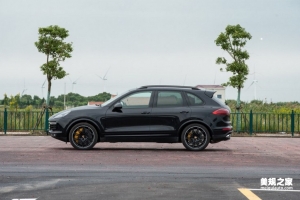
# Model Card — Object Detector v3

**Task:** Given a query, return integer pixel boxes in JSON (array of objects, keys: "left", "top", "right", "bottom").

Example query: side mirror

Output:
[{"left": 113, "top": 102, "right": 122, "bottom": 111}]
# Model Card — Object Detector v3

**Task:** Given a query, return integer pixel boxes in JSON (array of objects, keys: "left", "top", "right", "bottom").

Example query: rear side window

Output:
[
  {"left": 157, "top": 91, "right": 183, "bottom": 107},
  {"left": 186, "top": 93, "right": 203, "bottom": 106}
]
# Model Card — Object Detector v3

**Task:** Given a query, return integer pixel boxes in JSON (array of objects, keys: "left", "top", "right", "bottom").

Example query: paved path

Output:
[{"left": 0, "top": 137, "right": 299, "bottom": 199}]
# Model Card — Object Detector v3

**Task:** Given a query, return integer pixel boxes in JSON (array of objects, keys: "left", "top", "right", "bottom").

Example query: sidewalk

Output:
[
  {"left": 231, "top": 132, "right": 299, "bottom": 137},
  {"left": 256, "top": 133, "right": 299, "bottom": 137},
  {"left": 0, "top": 131, "right": 48, "bottom": 135}
]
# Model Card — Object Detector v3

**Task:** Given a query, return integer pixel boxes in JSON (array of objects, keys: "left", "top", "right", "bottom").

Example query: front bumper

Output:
[
  {"left": 49, "top": 121, "right": 68, "bottom": 142},
  {"left": 49, "top": 132, "right": 68, "bottom": 142}
]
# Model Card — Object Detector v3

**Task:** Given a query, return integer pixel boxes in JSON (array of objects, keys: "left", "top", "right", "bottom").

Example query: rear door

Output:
[{"left": 149, "top": 90, "right": 190, "bottom": 137}]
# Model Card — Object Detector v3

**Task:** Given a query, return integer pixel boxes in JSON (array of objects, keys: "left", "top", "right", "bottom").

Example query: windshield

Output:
[
  {"left": 101, "top": 94, "right": 120, "bottom": 107},
  {"left": 101, "top": 89, "right": 135, "bottom": 107}
]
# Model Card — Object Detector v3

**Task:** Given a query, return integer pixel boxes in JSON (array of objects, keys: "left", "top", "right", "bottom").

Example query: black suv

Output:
[{"left": 48, "top": 85, "right": 232, "bottom": 151}]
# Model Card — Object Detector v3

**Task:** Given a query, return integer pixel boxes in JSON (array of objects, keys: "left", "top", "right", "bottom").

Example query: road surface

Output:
[{"left": 0, "top": 136, "right": 299, "bottom": 199}]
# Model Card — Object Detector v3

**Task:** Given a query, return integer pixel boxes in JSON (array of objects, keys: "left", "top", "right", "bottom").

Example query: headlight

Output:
[{"left": 53, "top": 110, "right": 71, "bottom": 119}]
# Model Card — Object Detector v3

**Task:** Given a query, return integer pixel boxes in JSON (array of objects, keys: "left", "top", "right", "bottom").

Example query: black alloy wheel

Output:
[
  {"left": 69, "top": 122, "right": 98, "bottom": 150},
  {"left": 181, "top": 124, "right": 210, "bottom": 151}
]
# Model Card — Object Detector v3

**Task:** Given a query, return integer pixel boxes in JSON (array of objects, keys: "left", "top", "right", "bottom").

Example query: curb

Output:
[{"left": 0, "top": 132, "right": 48, "bottom": 136}]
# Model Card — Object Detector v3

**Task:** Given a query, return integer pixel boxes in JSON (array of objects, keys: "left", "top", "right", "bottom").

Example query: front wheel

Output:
[
  {"left": 181, "top": 124, "right": 210, "bottom": 151},
  {"left": 69, "top": 122, "right": 98, "bottom": 150}
]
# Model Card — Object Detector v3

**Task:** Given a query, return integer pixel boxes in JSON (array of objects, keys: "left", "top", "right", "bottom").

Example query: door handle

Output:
[
  {"left": 141, "top": 111, "right": 150, "bottom": 114},
  {"left": 180, "top": 111, "right": 189, "bottom": 114}
]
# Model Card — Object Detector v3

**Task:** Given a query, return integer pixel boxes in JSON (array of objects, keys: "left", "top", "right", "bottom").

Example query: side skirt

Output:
[{"left": 100, "top": 136, "right": 179, "bottom": 143}]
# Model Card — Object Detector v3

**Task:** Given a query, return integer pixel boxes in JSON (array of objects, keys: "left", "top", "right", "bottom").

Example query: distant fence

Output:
[
  {"left": 231, "top": 110, "right": 299, "bottom": 136},
  {"left": 0, "top": 108, "right": 54, "bottom": 133},
  {"left": 0, "top": 108, "right": 299, "bottom": 136}
]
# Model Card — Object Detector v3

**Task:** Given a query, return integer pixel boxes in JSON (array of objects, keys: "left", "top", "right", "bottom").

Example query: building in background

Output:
[
  {"left": 195, "top": 85, "right": 226, "bottom": 102},
  {"left": 87, "top": 101, "right": 104, "bottom": 106}
]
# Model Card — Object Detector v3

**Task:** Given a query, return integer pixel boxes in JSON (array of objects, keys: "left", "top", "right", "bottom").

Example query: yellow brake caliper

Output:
[
  {"left": 74, "top": 128, "right": 83, "bottom": 143},
  {"left": 187, "top": 130, "right": 193, "bottom": 141}
]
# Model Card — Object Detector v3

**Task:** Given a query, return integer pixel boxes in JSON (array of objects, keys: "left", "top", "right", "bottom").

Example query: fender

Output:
[
  {"left": 66, "top": 118, "right": 104, "bottom": 141},
  {"left": 178, "top": 119, "right": 213, "bottom": 136}
]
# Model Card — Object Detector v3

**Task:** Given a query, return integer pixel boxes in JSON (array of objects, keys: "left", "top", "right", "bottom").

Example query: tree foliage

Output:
[
  {"left": 35, "top": 25, "right": 73, "bottom": 105},
  {"left": 1, "top": 92, "right": 112, "bottom": 112},
  {"left": 215, "top": 24, "right": 252, "bottom": 89},
  {"left": 2, "top": 94, "right": 300, "bottom": 114},
  {"left": 9, "top": 94, "right": 20, "bottom": 111},
  {"left": 226, "top": 100, "right": 300, "bottom": 114},
  {"left": 3, "top": 94, "right": 9, "bottom": 107}
]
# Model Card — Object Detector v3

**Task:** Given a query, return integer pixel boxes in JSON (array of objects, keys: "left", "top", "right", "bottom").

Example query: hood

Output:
[
  {"left": 68, "top": 105, "right": 101, "bottom": 111},
  {"left": 50, "top": 105, "right": 101, "bottom": 120}
]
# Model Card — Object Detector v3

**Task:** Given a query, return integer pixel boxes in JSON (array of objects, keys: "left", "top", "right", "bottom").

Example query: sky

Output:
[{"left": 0, "top": 0, "right": 300, "bottom": 102}]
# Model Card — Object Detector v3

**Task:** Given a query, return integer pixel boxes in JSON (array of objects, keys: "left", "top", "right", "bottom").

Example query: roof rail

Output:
[{"left": 139, "top": 85, "right": 200, "bottom": 90}]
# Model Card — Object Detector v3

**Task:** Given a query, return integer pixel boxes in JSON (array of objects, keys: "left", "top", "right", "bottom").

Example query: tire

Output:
[
  {"left": 181, "top": 123, "right": 210, "bottom": 151},
  {"left": 69, "top": 122, "right": 98, "bottom": 150}
]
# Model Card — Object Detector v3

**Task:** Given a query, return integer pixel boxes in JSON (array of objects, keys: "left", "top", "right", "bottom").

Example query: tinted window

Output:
[
  {"left": 120, "top": 91, "right": 152, "bottom": 108},
  {"left": 157, "top": 91, "right": 183, "bottom": 107},
  {"left": 186, "top": 93, "right": 203, "bottom": 106}
]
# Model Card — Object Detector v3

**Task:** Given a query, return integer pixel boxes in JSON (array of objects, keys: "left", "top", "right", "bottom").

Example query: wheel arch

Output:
[
  {"left": 66, "top": 118, "right": 102, "bottom": 142},
  {"left": 178, "top": 120, "right": 212, "bottom": 142}
]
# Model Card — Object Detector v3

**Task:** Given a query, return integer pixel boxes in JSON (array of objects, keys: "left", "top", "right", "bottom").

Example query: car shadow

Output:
[{"left": 53, "top": 147, "right": 232, "bottom": 152}]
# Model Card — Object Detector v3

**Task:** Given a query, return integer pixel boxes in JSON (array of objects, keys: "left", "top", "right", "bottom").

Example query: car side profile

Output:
[{"left": 48, "top": 85, "right": 232, "bottom": 151}]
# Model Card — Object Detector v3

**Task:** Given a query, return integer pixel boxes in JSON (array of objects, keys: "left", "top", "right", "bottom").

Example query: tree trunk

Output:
[
  {"left": 236, "top": 87, "right": 241, "bottom": 132},
  {"left": 45, "top": 77, "right": 51, "bottom": 133},
  {"left": 46, "top": 78, "right": 51, "bottom": 106},
  {"left": 45, "top": 54, "right": 51, "bottom": 106}
]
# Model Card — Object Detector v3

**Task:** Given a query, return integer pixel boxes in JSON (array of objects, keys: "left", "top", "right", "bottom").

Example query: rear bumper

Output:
[{"left": 211, "top": 128, "right": 232, "bottom": 143}]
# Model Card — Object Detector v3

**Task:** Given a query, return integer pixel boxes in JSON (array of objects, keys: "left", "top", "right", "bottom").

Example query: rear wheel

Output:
[
  {"left": 181, "top": 124, "right": 210, "bottom": 151},
  {"left": 69, "top": 122, "right": 98, "bottom": 150}
]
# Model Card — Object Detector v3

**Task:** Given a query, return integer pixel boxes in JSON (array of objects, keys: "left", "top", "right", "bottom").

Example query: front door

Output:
[{"left": 102, "top": 91, "right": 153, "bottom": 136}]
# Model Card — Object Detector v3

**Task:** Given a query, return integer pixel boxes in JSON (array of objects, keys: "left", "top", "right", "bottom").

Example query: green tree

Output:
[
  {"left": 9, "top": 94, "right": 20, "bottom": 112},
  {"left": 33, "top": 95, "right": 43, "bottom": 108},
  {"left": 35, "top": 25, "right": 73, "bottom": 107},
  {"left": 54, "top": 101, "right": 64, "bottom": 109},
  {"left": 215, "top": 24, "right": 252, "bottom": 132},
  {"left": 88, "top": 92, "right": 111, "bottom": 102},
  {"left": 3, "top": 94, "right": 9, "bottom": 107},
  {"left": 20, "top": 94, "right": 33, "bottom": 108},
  {"left": 24, "top": 105, "right": 33, "bottom": 113}
]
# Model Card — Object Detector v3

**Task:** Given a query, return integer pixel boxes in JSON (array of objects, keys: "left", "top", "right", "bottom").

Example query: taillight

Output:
[
  {"left": 222, "top": 127, "right": 232, "bottom": 131},
  {"left": 212, "top": 108, "right": 230, "bottom": 115}
]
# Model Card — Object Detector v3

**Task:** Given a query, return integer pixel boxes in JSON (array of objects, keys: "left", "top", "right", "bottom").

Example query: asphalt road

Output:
[{"left": 0, "top": 136, "right": 299, "bottom": 200}]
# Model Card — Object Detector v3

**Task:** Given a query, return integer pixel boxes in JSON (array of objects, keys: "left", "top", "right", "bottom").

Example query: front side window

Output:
[
  {"left": 157, "top": 91, "right": 183, "bottom": 107},
  {"left": 186, "top": 93, "right": 203, "bottom": 106},
  {"left": 120, "top": 91, "right": 152, "bottom": 108}
]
